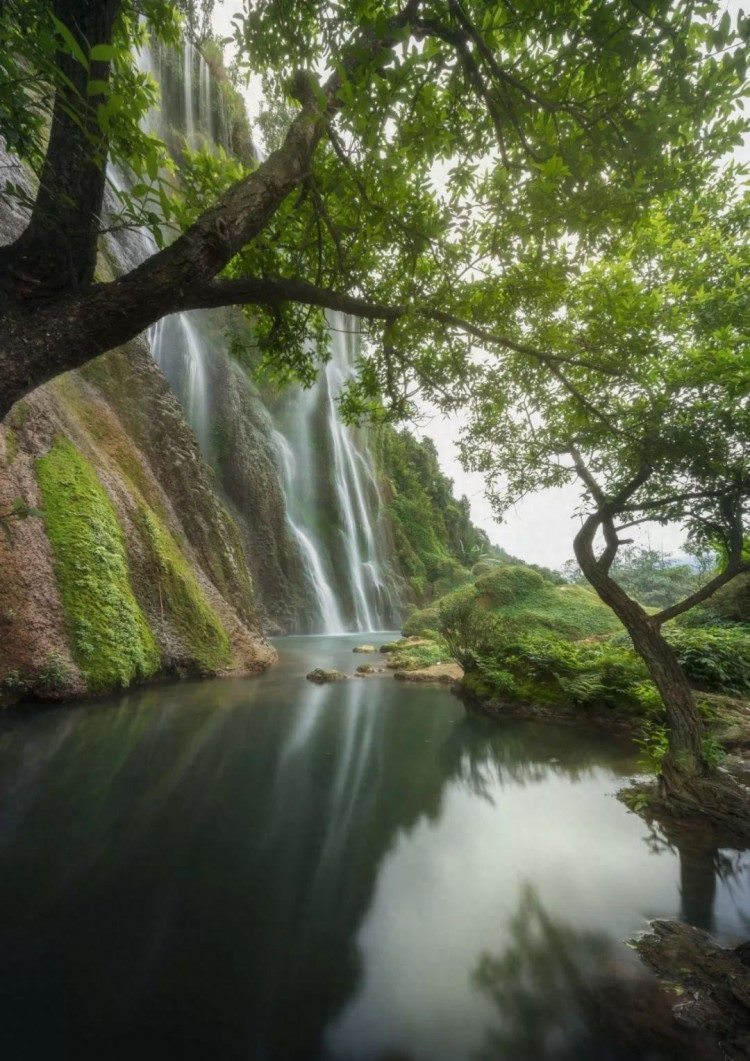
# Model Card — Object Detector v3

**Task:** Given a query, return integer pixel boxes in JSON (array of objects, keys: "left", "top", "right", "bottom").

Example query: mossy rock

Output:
[
  {"left": 137, "top": 505, "right": 231, "bottom": 675},
  {"left": 36, "top": 438, "right": 160, "bottom": 692},
  {"left": 306, "top": 668, "right": 348, "bottom": 683}
]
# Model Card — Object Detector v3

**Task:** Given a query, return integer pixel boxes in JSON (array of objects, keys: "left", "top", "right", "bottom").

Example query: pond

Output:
[{"left": 0, "top": 634, "right": 747, "bottom": 1059}]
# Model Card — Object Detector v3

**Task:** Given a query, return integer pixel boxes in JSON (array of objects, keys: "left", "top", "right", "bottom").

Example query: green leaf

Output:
[{"left": 89, "top": 43, "right": 118, "bottom": 62}]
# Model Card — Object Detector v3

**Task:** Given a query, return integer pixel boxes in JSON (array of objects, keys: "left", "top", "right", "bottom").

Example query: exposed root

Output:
[{"left": 621, "top": 769, "right": 750, "bottom": 848}]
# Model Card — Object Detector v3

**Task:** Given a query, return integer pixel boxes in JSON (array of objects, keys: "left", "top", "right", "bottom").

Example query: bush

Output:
[
  {"left": 664, "top": 626, "right": 750, "bottom": 694},
  {"left": 438, "top": 585, "right": 499, "bottom": 670},
  {"left": 474, "top": 564, "right": 545, "bottom": 606},
  {"left": 402, "top": 604, "right": 441, "bottom": 638}
]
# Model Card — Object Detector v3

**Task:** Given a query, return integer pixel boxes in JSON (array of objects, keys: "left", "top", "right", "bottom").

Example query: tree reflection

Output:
[{"left": 471, "top": 885, "right": 717, "bottom": 1061}]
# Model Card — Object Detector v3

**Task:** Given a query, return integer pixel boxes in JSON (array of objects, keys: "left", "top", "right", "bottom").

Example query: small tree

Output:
[{"left": 460, "top": 177, "right": 750, "bottom": 829}]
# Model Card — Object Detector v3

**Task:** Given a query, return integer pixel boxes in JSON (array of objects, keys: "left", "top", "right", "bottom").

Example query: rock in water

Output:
[
  {"left": 353, "top": 644, "right": 377, "bottom": 653},
  {"left": 306, "top": 668, "right": 348, "bottom": 684}
]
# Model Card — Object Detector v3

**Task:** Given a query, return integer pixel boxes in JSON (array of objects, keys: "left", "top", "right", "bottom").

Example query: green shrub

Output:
[
  {"left": 402, "top": 604, "right": 441, "bottom": 638},
  {"left": 664, "top": 626, "right": 750, "bottom": 694},
  {"left": 475, "top": 564, "right": 545, "bottom": 605},
  {"left": 438, "top": 585, "right": 500, "bottom": 670}
]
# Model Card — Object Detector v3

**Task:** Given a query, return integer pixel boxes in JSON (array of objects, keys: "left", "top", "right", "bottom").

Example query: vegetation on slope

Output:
[
  {"left": 402, "top": 562, "right": 750, "bottom": 741},
  {"left": 137, "top": 505, "right": 231, "bottom": 674},
  {"left": 376, "top": 427, "right": 514, "bottom": 603},
  {"left": 404, "top": 563, "right": 618, "bottom": 642},
  {"left": 36, "top": 439, "right": 160, "bottom": 692}
]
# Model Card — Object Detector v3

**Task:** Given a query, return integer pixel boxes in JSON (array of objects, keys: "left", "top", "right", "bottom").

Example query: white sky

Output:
[{"left": 211, "top": 0, "right": 746, "bottom": 570}]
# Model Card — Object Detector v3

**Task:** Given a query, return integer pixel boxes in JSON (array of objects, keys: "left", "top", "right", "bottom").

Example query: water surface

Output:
[{"left": 0, "top": 634, "right": 747, "bottom": 1059}]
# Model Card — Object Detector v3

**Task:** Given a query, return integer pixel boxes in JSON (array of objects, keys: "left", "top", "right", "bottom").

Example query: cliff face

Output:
[{"left": 0, "top": 341, "right": 275, "bottom": 705}]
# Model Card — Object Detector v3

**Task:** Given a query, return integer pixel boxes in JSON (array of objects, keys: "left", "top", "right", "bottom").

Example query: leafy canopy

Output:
[{"left": 460, "top": 170, "right": 750, "bottom": 564}]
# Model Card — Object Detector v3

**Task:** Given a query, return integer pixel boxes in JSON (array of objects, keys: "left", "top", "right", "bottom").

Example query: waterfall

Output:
[
  {"left": 199, "top": 56, "right": 214, "bottom": 143},
  {"left": 115, "top": 35, "right": 400, "bottom": 633},
  {"left": 150, "top": 314, "right": 212, "bottom": 456},
  {"left": 271, "top": 430, "right": 345, "bottom": 633},
  {"left": 183, "top": 41, "right": 195, "bottom": 146}
]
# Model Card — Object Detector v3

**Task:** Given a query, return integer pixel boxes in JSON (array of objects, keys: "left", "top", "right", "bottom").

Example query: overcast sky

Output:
[{"left": 211, "top": 0, "right": 744, "bottom": 570}]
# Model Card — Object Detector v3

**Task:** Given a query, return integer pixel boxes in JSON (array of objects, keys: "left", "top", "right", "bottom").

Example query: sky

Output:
[{"left": 211, "top": 0, "right": 744, "bottom": 570}]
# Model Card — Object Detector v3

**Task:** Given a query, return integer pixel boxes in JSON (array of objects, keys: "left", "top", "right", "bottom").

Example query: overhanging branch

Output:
[{"left": 181, "top": 275, "right": 619, "bottom": 376}]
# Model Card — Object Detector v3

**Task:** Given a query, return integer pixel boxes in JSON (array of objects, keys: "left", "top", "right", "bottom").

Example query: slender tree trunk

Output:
[
  {"left": 573, "top": 523, "right": 706, "bottom": 795},
  {"left": 625, "top": 613, "right": 705, "bottom": 786},
  {"left": 0, "top": 0, "right": 122, "bottom": 298}
]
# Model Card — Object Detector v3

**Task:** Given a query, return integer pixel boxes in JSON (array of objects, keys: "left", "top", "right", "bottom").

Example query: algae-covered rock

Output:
[
  {"left": 306, "top": 668, "right": 349, "bottom": 684},
  {"left": 353, "top": 644, "right": 378, "bottom": 653},
  {"left": 355, "top": 663, "right": 378, "bottom": 675}
]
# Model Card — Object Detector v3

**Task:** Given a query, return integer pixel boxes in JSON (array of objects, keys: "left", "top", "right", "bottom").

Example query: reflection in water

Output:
[
  {"left": 0, "top": 635, "right": 747, "bottom": 1059},
  {"left": 472, "top": 886, "right": 719, "bottom": 1061}
]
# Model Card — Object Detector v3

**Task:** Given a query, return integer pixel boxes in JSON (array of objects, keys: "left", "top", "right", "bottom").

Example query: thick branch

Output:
[{"left": 183, "top": 275, "right": 618, "bottom": 374}]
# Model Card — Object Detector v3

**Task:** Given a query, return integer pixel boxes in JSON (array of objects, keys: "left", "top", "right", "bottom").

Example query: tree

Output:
[
  {"left": 0, "top": 0, "right": 746, "bottom": 423},
  {"left": 460, "top": 175, "right": 750, "bottom": 829}
]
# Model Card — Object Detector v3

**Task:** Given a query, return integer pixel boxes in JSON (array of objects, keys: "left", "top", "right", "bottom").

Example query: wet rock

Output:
[
  {"left": 355, "top": 663, "right": 382, "bottom": 676},
  {"left": 353, "top": 644, "right": 377, "bottom": 653},
  {"left": 633, "top": 919, "right": 750, "bottom": 1056},
  {"left": 306, "top": 668, "right": 348, "bottom": 684}
]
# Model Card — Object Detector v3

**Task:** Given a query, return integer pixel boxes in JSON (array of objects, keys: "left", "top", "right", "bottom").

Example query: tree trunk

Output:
[
  {"left": 625, "top": 614, "right": 706, "bottom": 787},
  {"left": 573, "top": 523, "right": 706, "bottom": 793},
  {"left": 0, "top": 0, "right": 121, "bottom": 299}
]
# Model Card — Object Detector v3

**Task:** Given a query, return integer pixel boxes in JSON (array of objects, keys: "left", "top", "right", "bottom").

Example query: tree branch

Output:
[
  {"left": 181, "top": 275, "right": 619, "bottom": 375},
  {"left": 654, "top": 563, "right": 750, "bottom": 624}
]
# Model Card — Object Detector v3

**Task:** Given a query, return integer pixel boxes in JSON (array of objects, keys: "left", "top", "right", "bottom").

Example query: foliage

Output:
[
  {"left": 475, "top": 565, "right": 545, "bottom": 606},
  {"left": 635, "top": 723, "right": 669, "bottom": 772},
  {"left": 564, "top": 547, "right": 707, "bottom": 610},
  {"left": 387, "top": 638, "right": 449, "bottom": 670},
  {"left": 699, "top": 572, "right": 750, "bottom": 625},
  {"left": 376, "top": 426, "right": 492, "bottom": 600},
  {"left": 405, "top": 562, "right": 619, "bottom": 646},
  {"left": 664, "top": 626, "right": 750, "bottom": 695},
  {"left": 137, "top": 505, "right": 231, "bottom": 674},
  {"left": 36, "top": 438, "right": 160, "bottom": 692},
  {"left": 0, "top": 0, "right": 184, "bottom": 237},
  {"left": 438, "top": 585, "right": 500, "bottom": 670}
]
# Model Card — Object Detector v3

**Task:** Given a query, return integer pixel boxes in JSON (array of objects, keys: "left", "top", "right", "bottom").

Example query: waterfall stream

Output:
[{"left": 114, "top": 37, "right": 398, "bottom": 633}]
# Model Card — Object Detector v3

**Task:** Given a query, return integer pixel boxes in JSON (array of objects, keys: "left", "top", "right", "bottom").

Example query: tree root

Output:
[{"left": 622, "top": 769, "right": 750, "bottom": 848}]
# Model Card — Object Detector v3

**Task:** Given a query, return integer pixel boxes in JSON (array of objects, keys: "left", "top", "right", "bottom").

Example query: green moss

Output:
[
  {"left": 137, "top": 505, "right": 231, "bottom": 674},
  {"left": 36, "top": 438, "right": 160, "bottom": 692},
  {"left": 3, "top": 428, "right": 18, "bottom": 465}
]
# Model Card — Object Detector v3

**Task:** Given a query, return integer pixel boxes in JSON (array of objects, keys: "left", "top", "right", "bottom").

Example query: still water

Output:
[{"left": 0, "top": 634, "right": 747, "bottom": 1059}]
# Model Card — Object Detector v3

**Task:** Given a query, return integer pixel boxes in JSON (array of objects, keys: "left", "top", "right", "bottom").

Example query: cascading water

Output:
[
  {"left": 183, "top": 40, "right": 195, "bottom": 146},
  {"left": 115, "top": 36, "right": 401, "bottom": 633}
]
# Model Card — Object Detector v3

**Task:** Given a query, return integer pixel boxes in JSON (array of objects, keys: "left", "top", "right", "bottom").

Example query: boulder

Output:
[
  {"left": 353, "top": 644, "right": 377, "bottom": 653},
  {"left": 306, "top": 668, "right": 348, "bottom": 684}
]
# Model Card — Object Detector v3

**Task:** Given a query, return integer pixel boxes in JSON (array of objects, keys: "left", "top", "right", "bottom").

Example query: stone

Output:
[{"left": 306, "top": 668, "right": 348, "bottom": 684}]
